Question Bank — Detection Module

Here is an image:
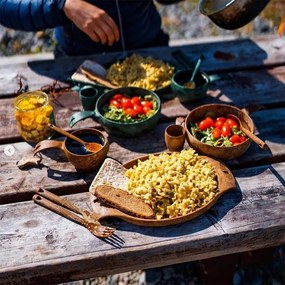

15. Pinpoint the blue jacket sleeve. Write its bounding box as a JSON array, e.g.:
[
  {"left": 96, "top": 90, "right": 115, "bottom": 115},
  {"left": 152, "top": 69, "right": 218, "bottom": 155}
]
[
  {"left": 0, "top": 0, "right": 70, "bottom": 31},
  {"left": 155, "top": 0, "right": 184, "bottom": 4}
]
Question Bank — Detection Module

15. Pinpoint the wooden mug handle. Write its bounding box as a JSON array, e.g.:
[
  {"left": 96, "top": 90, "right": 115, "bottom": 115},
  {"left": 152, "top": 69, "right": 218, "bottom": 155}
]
[{"left": 33, "top": 139, "right": 65, "bottom": 156}]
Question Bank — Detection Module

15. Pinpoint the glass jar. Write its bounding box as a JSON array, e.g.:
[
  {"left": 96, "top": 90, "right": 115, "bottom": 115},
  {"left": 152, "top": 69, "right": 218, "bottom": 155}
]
[{"left": 14, "top": 91, "right": 55, "bottom": 143}]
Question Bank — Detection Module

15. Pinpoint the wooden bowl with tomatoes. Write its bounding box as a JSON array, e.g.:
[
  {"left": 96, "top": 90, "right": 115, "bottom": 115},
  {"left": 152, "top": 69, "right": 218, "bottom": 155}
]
[
  {"left": 184, "top": 104, "right": 255, "bottom": 160},
  {"left": 69, "top": 87, "right": 161, "bottom": 137}
]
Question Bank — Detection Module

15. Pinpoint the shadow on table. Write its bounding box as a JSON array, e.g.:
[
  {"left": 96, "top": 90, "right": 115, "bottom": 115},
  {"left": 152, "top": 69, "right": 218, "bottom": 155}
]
[{"left": 107, "top": 187, "right": 242, "bottom": 238}]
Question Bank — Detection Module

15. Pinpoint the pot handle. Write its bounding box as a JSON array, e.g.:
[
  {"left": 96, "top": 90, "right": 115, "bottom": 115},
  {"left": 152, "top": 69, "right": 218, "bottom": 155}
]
[
  {"left": 33, "top": 140, "right": 65, "bottom": 156},
  {"left": 68, "top": 110, "right": 96, "bottom": 127},
  {"left": 172, "top": 50, "right": 198, "bottom": 70},
  {"left": 208, "top": 73, "right": 233, "bottom": 83}
]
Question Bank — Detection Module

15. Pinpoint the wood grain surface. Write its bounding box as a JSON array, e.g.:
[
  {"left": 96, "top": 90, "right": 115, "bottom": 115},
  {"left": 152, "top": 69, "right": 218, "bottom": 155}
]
[{"left": 0, "top": 35, "right": 284, "bottom": 284}]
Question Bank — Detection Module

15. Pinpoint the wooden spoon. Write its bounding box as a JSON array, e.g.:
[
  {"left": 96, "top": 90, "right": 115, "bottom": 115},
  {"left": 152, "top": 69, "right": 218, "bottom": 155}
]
[
  {"left": 184, "top": 56, "right": 203, "bottom": 89},
  {"left": 81, "top": 66, "right": 118, "bottom": 89},
  {"left": 227, "top": 114, "right": 267, "bottom": 149},
  {"left": 49, "top": 124, "right": 103, "bottom": 153}
]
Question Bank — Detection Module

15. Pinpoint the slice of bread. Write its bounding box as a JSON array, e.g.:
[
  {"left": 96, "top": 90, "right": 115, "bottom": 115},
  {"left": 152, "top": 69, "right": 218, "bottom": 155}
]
[{"left": 94, "top": 185, "right": 155, "bottom": 219}]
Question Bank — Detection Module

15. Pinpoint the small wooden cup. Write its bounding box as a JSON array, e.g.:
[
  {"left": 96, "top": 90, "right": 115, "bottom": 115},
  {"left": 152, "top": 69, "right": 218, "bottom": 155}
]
[
  {"left": 165, "top": 124, "right": 186, "bottom": 152},
  {"left": 33, "top": 128, "right": 109, "bottom": 172}
]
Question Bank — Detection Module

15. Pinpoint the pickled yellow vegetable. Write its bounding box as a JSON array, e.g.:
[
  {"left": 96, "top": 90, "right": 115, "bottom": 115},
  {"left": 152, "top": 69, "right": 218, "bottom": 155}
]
[{"left": 14, "top": 91, "right": 55, "bottom": 143}]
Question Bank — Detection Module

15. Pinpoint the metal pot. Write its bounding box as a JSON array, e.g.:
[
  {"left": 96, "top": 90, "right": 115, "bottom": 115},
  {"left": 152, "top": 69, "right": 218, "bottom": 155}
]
[{"left": 199, "top": 0, "right": 270, "bottom": 30}]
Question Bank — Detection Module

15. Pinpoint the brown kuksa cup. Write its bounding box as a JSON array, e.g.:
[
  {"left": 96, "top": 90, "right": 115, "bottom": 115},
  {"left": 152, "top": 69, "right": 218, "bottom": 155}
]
[
  {"left": 33, "top": 128, "right": 109, "bottom": 172},
  {"left": 165, "top": 124, "right": 186, "bottom": 152}
]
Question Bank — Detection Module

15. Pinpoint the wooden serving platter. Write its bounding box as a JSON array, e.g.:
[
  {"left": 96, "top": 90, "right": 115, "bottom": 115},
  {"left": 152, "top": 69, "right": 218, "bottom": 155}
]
[{"left": 90, "top": 154, "right": 236, "bottom": 227}]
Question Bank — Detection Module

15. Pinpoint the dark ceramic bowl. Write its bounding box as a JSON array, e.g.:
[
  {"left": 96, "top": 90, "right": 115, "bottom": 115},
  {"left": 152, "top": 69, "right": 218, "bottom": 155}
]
[
  {"left": 185, "top": 104, "right": 255, "bottom": 160},
  {"left": 171, "top": 70, "right": 210, "bottom": 103},
  {"left": 69, "top": 87, "right": 161, "bottom": 137}
]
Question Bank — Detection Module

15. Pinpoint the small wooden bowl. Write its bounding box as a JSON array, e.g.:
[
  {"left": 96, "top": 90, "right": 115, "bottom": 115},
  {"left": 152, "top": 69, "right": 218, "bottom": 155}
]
[{"left": 185, "top": 104, "right": 254, "bottom": 160}]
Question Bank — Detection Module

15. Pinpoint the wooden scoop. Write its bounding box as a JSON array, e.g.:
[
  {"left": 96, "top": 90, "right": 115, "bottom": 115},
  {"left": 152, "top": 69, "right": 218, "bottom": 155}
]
[
  {"left": 81, "top": 66, "right": 118, "bottom": 89},
  {"left": 49, "top": 124, "right": 103, "bottom": 153},
  {"left": 227, "top": 114, "right": 267, "bottom": 149}
]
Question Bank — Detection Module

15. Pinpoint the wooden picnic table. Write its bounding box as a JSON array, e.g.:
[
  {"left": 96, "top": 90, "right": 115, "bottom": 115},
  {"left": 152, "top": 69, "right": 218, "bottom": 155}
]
[{"left": 0, "top": 35, "right": 285, "bottom": 284}]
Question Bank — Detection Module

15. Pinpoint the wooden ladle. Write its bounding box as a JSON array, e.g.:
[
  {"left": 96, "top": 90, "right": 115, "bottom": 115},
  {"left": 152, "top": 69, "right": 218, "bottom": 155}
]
[
  {"left": 49, "top": 124, "right": 103, "bottom": 153},
  {"left": 227, "top": 114, "right": 267, "bottom": 149}
]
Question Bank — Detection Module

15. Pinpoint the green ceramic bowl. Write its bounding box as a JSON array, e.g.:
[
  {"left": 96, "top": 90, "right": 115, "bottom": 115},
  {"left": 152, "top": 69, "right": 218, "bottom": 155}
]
[
  {"left": 69, "top": 87, "right": 161, "bottom": 137},
  {"left": 171, "top": 69, "right": 210, "bottom": 103}
]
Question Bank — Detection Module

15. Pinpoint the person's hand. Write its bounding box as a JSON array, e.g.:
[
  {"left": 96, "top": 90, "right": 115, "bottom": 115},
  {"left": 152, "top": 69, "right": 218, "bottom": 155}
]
[{"left": 63, "top": 0, "right": 120, "bottom": 46}]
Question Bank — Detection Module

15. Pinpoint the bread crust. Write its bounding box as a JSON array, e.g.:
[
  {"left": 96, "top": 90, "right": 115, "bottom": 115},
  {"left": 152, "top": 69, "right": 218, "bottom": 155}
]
[{"left": 94, "top": 185, "right": 155, "bottom": 219}]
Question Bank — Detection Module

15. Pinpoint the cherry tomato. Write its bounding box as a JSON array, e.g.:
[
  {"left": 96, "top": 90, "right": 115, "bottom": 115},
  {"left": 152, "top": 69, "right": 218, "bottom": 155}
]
[
  {"left": 221, "top": 124, "right": 231, "bottom": 137},
  {"left": 225, "top": 118, "right": 238, "bottom": 128},
  {"left": 133, "top": 104, "right": 144, "bottom": 115},
  {"left": 229, "top": 134, "right": 240, "bottom": 144},
  {"left": 216, "top": 117, "right": 226, "bottom": 123},
  {"left": 212, "top": 128, "right": 221, "bottom": 139},
  {"left": 111, "top": 94, "right": 123, "bottom": 101},
  {"left": 214, "top": 119, "right": 224, "bottom": 129},
  {"left": 143, "top": 106, "right": 152, "bottom": 114},
  {"left": 239, "top": 136, "right": 247, "bottom": 143},
  {"left": 110, "top": 99, "right": 121, "bottom": 109},
  {"left": 141, "top": 100, "right": 153, "bottom": 109},
  {"left": 131, "top": 96, "right": 141, "bottom": 106},
  {"left": 121, "top": 96, "right": 130, "bottom": 104},
  {"left": 121, "top": 98, "right": 133, "bottom": 110},
  {"left": 199, "top": 117, "right": 215, "bottom": 131},
  {"left": 124, "top": 108, "right": 137, "bottom": 118}
]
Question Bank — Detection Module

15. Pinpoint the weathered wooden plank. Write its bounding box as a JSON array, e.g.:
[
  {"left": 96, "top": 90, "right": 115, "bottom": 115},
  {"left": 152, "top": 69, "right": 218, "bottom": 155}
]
[
  {"left": 0, "top": 36, "right": 284, "bottom": 96},
  {"left": 0, "top": 106, "right": 284, "bottom": 204},
  {"left": 179, "top": 36, "right": 285, "bottom": 72},
  {"left": 0, "top": 162, "right": 284, "bottom": 284},
  {"left": 1, "top": 65, "right": 285, "bottom": 143}
]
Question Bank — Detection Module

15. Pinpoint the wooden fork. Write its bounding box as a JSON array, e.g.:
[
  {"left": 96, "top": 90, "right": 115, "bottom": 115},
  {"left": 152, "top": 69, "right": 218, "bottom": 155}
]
[{"left": 33, "top": 188, "right": 115, "bottom": 238}]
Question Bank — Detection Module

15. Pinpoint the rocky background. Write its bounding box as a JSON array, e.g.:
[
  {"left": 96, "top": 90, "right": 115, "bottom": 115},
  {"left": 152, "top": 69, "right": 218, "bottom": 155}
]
[
  {"left": 0, "top": 1, "right": 284, "bottom": 284},
  {"left": 0, "top": 1, "right": 283, "bottom": 56}
]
